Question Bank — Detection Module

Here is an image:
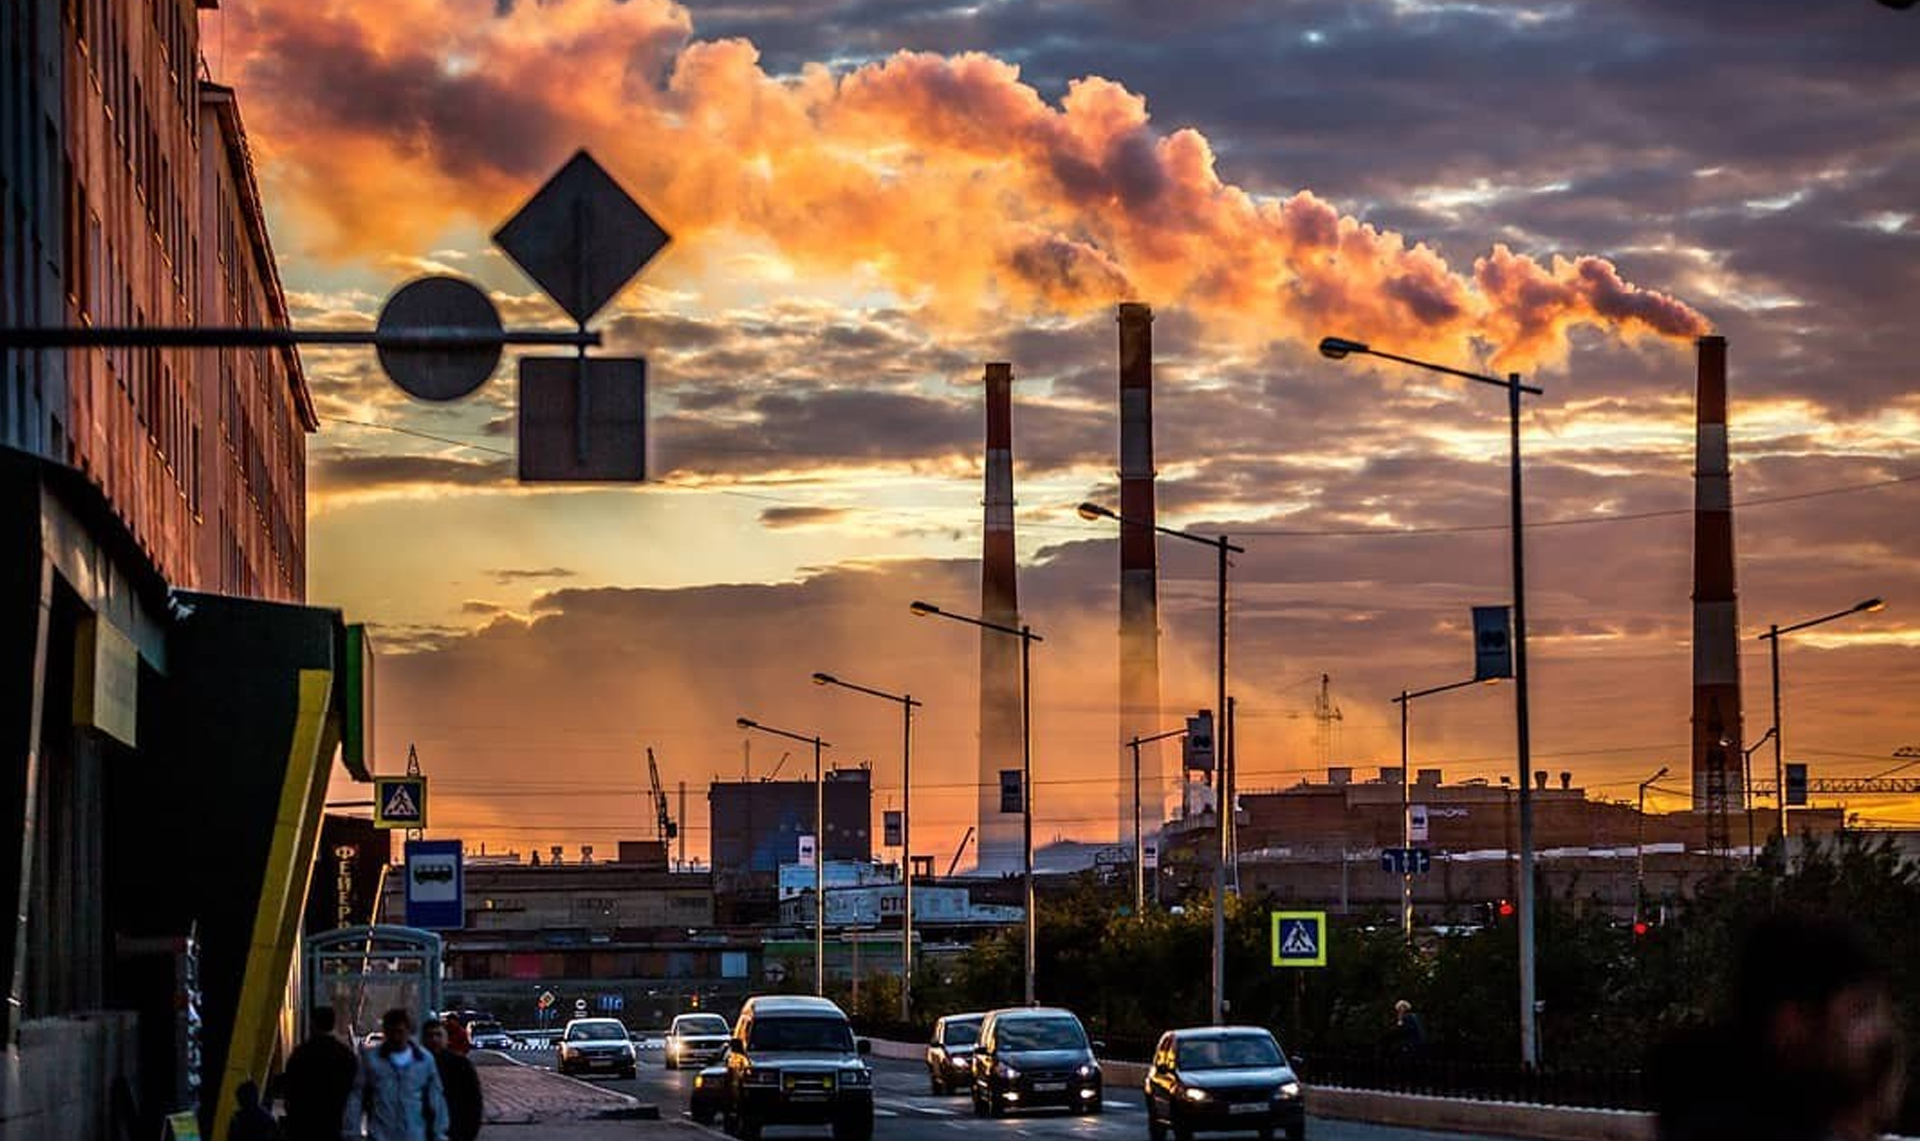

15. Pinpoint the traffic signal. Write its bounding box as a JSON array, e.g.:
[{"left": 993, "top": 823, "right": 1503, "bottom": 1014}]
[
  {"left": 1497, "top": 899, "right": 1515, "bottom": 919},
  {"left": 1632, "top": 920, "right": 1649, "bottom": 938}
]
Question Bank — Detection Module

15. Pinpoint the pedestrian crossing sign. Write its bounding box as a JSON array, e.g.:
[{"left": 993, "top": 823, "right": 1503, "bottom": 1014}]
[
  {"left": 1271, "top": 911, "right": 1328, "bottom": 968},
  {"left": 374, "top": 776, "right": 428, "bottom": 829}
]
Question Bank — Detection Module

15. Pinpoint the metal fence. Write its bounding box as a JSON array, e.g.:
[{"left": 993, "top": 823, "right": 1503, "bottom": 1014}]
[{"left": 1298, "top": 1051, "right": 1647, "bottom": 1110}]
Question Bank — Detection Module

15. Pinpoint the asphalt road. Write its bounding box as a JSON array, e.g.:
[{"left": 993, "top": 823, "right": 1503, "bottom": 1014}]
[{"left": 501, "top": 1044, "right": 1483, "bottom": 1141}]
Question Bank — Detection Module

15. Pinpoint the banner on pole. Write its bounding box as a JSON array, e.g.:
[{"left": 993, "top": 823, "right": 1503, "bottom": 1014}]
[
  {"left": 1183, "top": 711, "right": 1215, "bottom": 773},
  {"left": 1473, "top": 606, "right": 1514, "bottom": 680},
  {"left": 883, "top": 810, "right": 902, "bottom": 848}
]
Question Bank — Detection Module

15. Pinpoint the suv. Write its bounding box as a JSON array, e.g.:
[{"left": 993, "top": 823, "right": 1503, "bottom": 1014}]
[
  {"left": 557, "top": 1017, "right": 637, "bottom": 1078},
  {"left": 925, "top": 1013, "right": 983, "bottom": 1095},
  {"left": 666, "top": 1012, "right": 733, "bottom": 1069},
  {"left": 970, "top": 1007, "right": 1102, "bottom": 1117},
  {"left": 1144, "top": 1026, "right": 1304, "bottom": 1141},
  {"left": 721, "top": 995, "right": 873, "bottom": 1140}
]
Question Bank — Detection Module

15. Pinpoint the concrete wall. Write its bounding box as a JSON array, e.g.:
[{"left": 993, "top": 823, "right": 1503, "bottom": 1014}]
[{"left": 0, "top": 1012, "right": 140, "bottom": 1141}]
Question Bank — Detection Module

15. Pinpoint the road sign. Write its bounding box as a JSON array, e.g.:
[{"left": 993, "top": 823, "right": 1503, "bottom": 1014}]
[
  {"left": 517, "top": 356, "right": 648, "bottom": 481},
  {"left": 403, "top": 839, "right": 464, "bottom": 929},
  {"left": 798, "top": 834, "right": 816, "bottom": 868},
  {"left": 883, "top": 811, "right": 903, "bottom": 848},
  {"left": 1785, "top": 763, "right": 1809, "bottom": 807},
  {"left": 376, "top": 276, "right": 503, "bottom": 401},
  {"left": 575, "top": 998, "right": 588, "bottom": 1014},
  {"left": 1409, "top": 803, "right": 1430, "bottom": 843},
  {"left": 598, "top": 994, "right": 624, "bottom": 1013},
  {"left": 1380, "top": 847, "right": 1432, "bottom": 875},
  {"left": 538, "top": 991, "right": 556, "bottom": 1011},
  {"left": 1143, "top": 842, "right": 1159, "bottom": 870},
  {"left": 1271, "top": 911, "right": 1328, "bottom": 968},
  {"left": 1184, "top": 711, "right": 1215, "bottom": 773},
  {"left": 493, "top": 151, "right": 670, "bottom": 325},
  {"left": 373, "top": 776, "right": 428, "bottom": 829},
  {"left": 1473, "top": 606, "right": 1514, "bottom": 680},
  {"left": 999, "top": 769, "right": 1023, "bottom": 814}
]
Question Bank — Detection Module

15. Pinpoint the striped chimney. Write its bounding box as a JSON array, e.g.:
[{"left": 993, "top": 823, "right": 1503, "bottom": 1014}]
[
  {"left": 1117, "top": 303, "right": 1163, "bottom": 850},
  {"left": 977, "top": 362, "right": 1024, "bottom": 874},
  {"left": 1691, "top": 335, "right": 1745, "bottom": 810}
]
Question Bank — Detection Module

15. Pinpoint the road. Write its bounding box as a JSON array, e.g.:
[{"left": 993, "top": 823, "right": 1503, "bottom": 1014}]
[{"left": 500, "top": 1043, "right": 1479, "bottom": 1141}]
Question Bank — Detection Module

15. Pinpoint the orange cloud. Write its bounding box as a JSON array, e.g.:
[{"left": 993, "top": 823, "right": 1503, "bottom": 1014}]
[{"left": 226, "top": 0, "right": 1707, "bottom": 369}]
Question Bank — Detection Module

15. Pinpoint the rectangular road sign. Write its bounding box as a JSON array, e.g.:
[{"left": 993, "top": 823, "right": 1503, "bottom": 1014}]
[
  {"left": 1271, "top": 911, "right": 1328, "bottom": 968},
  {"left": 883, "top": 810, "right": 903, "bottom": 848},
  {"left": 1409, "top": 803, "right": 1430, "bottom": 843},
  {"left": 404, "top": 839, "right": 464, "bottom": 929},
  {"left": 374, "top": 776, "right": 427, "bottom": 829},
  {"left": 518, "top": 357, "right": 647, "bottom": 482},
  {"left": 1380, "top": 847, "right": 1433, "bottom": 875}
]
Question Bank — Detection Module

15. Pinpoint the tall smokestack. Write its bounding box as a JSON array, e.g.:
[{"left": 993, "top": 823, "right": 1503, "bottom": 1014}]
[
  {"left": 977, "top": 362, "right": 1023, "bottom": 875},
  {"left": 1691, "top": 335, "right": 1745, "bottom": 813},
  {"left": 1116, "top": 303, "right": 1163, "bottom": 851}
]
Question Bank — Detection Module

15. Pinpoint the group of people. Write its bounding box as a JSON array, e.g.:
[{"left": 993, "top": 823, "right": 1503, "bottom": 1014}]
[{"left": 229, "top": 1006, "right": 484, "bottom": 1141}]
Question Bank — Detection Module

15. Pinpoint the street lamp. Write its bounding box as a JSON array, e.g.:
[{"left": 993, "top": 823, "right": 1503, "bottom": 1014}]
[
  {"left": 1391, "top": 677, "right": 1502, "bottom": 941},
  {"left": 813, "top": 671, "right": 923, "bottom": 1022},
  {"left": 1757, "top": 598, "right": 1885, "bottom": 851},
  {"left": 737, "top": 716, "right": 831, "bottom": 996},
  {"left": 1077, "top": 500, "right": 1245, "bottom": 1025},
  {"left": 1321, "top": 334, "right": 1545, "bottom": 1067},
  {"left": 909, "top": 600, "right": 1044, "bottom": 1006},
  {"left": 1635, "top": 766, "right": 1670, "bottom": 931},
  {"left": 1125, "top": 726, "right": 1189, "bottom": 913},
  {"left": 1740, "top": 729, "right": 1776, "bottom": 861}
]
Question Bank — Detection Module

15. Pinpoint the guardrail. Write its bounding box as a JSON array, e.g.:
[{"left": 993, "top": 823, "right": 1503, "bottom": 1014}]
[{"left": 1299, "top": 1052, "right": 1645, "bottom": 1111}]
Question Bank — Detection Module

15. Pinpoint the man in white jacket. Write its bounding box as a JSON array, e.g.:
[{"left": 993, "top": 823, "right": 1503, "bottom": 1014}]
[{"left": 343, "top": 1009, "right": 451, "bottom": 1141}]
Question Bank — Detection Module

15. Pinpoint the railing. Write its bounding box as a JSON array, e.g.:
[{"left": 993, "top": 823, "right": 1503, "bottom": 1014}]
[{"left": 1299, "top": 1051, "right": 1646, "bottom": 1110}]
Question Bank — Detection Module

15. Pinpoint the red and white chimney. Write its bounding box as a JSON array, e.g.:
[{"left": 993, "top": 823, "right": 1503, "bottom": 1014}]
[
  {"left": 1691, "top": 335, "right": 1745, "bottom": 811},
  {"left": 977, "top": 362, "right": 1024, "bottom": 874},
  {"left": 1116, "top": 303, "right": 1163, "bottom": 848}
]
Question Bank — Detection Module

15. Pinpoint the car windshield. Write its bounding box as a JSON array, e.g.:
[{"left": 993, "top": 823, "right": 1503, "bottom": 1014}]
[
  {"left": 567, "top": 1020, "right": 627, "bottom": 1042},
  {"left": 1177, "top": 1034, "right": 1283, "bottom": 1070},
  {"left": 747, "top": 1017, "right": 855, "bottom": 1053},
  {"left": 994, "top": 1017, "right": 1086, "bottom": 1051},
  {"left": 678, "top": 1016, "right": 729, "bottom": 1035},
  {"left": 469, "top": 1022, "right": 502, "bottom": 1036},
  {"left": 942, "top": 1021, "right": 981, "bottom": 1047}
]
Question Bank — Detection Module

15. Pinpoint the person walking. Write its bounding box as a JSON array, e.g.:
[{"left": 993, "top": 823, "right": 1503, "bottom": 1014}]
[
  {"left": 342, "top": 1009, "right": 450, "bottom": 1141},
  {"left": 423, "top": 1019, "right": 483, "bottom": 1141},
  {"left": 1390, "top": 1000, "right": 1426, "bottom": 1059},
  {"left": 226, "top": 1080, "right": 279, "bottom": 1141},
  {"left": 281, "top": 1007, "right": 356, "bottom": 1141}
]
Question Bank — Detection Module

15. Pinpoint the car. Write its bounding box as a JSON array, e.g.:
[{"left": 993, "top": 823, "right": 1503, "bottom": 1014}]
[
  {"left": 665, "top": 1012, "right": 733, "bottom": 1069},
  {"left": 1143, "top": 1026, "right": 1304, "bottom": 1141},
  {"left": 690, "top": 1051, "right": 730, "bottom": 1126},
  {"left": 925, "top": 1013, "right": 984, "bottom": 1095},
  {"left": 557, "top": 1017, "right": 638, "bottom": 1079},
  {"left": 467, "top": 1020, "right": 513, "bottom": 1051},
  {"left": 719, "top": 994, "right": 873, "bottom": 1140},
  {"left": 969, "top": 1007, "right": 1102, "bottom": 1117}
]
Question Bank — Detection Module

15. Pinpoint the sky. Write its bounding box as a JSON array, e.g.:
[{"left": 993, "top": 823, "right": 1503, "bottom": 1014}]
[{"left": 205, "top": 0, "right": 1920, "bottom": 864}]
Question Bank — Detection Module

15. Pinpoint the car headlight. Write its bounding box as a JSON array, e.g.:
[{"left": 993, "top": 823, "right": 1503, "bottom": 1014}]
[
  {"left": 843, "top": 1068, "right": 872, "bottom": 1086},
  {"left": 694, "top": 1073, "right": 712, "bottom": 1088},
  {"left": 1183, "top": 1087, "right": 1211, "bottom": 1102},
  {"left": 995, "top": 1062, "right": 1020, "bottom": 1080},
  {"left": 1075, "top": 1063, "right": 1097, "bottom": 1079},
  {"left": 1277, "top": 1081, "right": 1302, "bottom": 1100}
]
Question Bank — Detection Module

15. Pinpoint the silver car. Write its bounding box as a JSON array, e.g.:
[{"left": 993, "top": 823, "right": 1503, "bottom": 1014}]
[{"left": 665, "top": 1012, "right": 732, "bottom": 1069}]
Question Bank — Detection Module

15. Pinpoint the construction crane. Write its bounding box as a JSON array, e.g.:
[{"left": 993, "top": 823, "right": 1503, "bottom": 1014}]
[
  {"left": 646, "top": 747, "right": 677, "bottom": 844},
  {"left": 1750, "top": 747, "right": 1920, "bottom": 796},
  {"left": 946, "top": 826, "right": 976, "bottom": 877},
  {"left": 1313, "top": 674, "right": 1344, "bottom": 770}
]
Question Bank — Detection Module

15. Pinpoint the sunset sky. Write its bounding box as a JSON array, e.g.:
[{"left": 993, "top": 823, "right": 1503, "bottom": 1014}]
[{"left": 207, "top": 0, "right": 1920, "bottom": 863}]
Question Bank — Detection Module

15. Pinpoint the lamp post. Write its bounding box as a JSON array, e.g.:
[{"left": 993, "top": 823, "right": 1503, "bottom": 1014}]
[
  {"left": 1757, "top": 598, "right": 1885, "bottom": 850},
  {"left": 1392, "top": 677, "right": 1501, "bottom": 941},
  {"left": 1079, "top": 500, "right": 1244, "bottom": 1025},
  {"left": 813, "top": 671, "right": 923, "bottom": 1022},
  {"left": 1740, "top": 730, "right": 1775, "bottom": 862},
  {"left": 1634, "top": 766, "right": 1670, "bottom": 930},
  {"left": 737, "top": 717, "right": 830, "bottom": 996},
  {"left": 1125, "top": 726, "right": 1190, "bottom": 913},
  {"left": 1320, "top": 335, "right": 1544, "bottom": 1067},
  {"left": 910, "top": 600, "right": 1043, "bottom": 1006}
]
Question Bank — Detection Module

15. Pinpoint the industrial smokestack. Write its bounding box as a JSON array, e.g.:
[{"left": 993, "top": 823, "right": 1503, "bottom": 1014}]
[
  {"left": 1116, "top": 303, "right": 1163, "bottom": 851},
  {"left": 1691, "top": 335, "right": 1745, "bottom": 813},
  {"left": 977, "top": 362, "right": 1023, "bottom": 875}
]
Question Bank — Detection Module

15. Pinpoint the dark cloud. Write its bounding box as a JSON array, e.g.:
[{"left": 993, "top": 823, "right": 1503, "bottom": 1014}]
[
  {"left": 758, "top": 505, "right": 852, "bottom": 529},
  {"left": 490, "top": 567, "right": 579, "bottom": 583}
]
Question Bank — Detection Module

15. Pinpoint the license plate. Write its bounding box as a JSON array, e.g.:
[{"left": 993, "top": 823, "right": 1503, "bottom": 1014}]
[
  {"left": 1033, "top": 1082, "right": 1067, "bottom": 1092},
  {"left": 1229, "top": 1103, "right": 1265, "bottom": 1115}
]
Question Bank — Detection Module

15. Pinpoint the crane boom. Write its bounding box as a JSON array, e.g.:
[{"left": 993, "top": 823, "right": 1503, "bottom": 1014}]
[
  {"left": 947, "top": 826, "right": 976, "bottom": 877},
  {"left": 647, "top": 747, "right": 678, "bottom": 842}
]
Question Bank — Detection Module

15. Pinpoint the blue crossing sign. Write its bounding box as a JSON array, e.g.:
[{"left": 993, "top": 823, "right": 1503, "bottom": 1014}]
[
  {"left": 1271, "top": 911, "right": 1328, "bottom": 968},
  {"left": 1381, "top": 847, "right": 1432, "bottom": 875},
  {"left": 373, "top": 776, "right": 428, "bottom": 829}
]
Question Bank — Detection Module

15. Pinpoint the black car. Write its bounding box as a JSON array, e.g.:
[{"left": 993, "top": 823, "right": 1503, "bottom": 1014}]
[
  {"left": 720, "top": 995, "right": 873, "bottom": 1141},
  {"left": 969, "top": 1007, "right": 1102, "bottom": 1117},
  {"left": 925, "top": 1013, "right": 983, "bottom": 1095},
  {"left": 1144, "top": 1026, "right": 1304, "bottom": 1141}
]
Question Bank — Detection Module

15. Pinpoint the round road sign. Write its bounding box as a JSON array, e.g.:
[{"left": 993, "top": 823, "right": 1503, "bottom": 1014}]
[{"left": 375, "top": 276, "right": 503, "bottom": 401}]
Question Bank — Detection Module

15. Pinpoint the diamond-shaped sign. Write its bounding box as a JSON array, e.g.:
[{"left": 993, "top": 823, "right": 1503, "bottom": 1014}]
[{"left": 493, "top": 150, "right": 669, "bottom": 325}]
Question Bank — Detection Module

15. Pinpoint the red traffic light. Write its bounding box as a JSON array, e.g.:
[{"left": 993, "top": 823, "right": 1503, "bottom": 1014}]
[
  {"left": 1498, "top": 900, "right": 1515, "bottom": 918},
  {"left": 1632, "top": 921, "right": 1649, "bottom": 937}
]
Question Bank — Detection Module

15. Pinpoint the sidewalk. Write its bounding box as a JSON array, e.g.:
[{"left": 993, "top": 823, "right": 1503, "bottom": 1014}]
[{"left": 475, "top": 1053, "right": 655, "bottom": 1125}]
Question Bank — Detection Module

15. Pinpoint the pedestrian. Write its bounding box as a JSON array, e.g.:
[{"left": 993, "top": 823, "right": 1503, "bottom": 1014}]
[
  {"left": 281, "top": 1006, "right": 357, "bottom": 1141},
  {"left": 1652, "top": 912, "right": 1905, "bottom": 1141},
  {"left": 227, "top": 1079, "right": 279, "bottom": 1141},
  {"left": 443, "top": 1014, "right": 472, "bottom": 1057},
  {"left": 423, "top": 1018, "right": 483, "bottom": 1141},
  {"left": 342, "top": 1008, "right": 451, "bottom": 1141},
  {"left": 1390, "top": 999, "right": 1425, "bottom": 1059}
]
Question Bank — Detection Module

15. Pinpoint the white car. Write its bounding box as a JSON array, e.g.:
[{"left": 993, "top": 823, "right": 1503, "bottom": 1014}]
[
  {"left": 468, "top": 1020, "right": 513, "bottom": 1051},
  {"left": 663, "top": 1012, "right": 731, "bottom": 1069},
  {"left": 557, "top": 1017, "right": 637, "bottom": 1078}
]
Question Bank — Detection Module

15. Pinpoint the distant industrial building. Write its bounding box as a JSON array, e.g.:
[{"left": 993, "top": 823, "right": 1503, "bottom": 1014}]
[{"left": 709, "top": 769, "right": 873, "bottom": 922}]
